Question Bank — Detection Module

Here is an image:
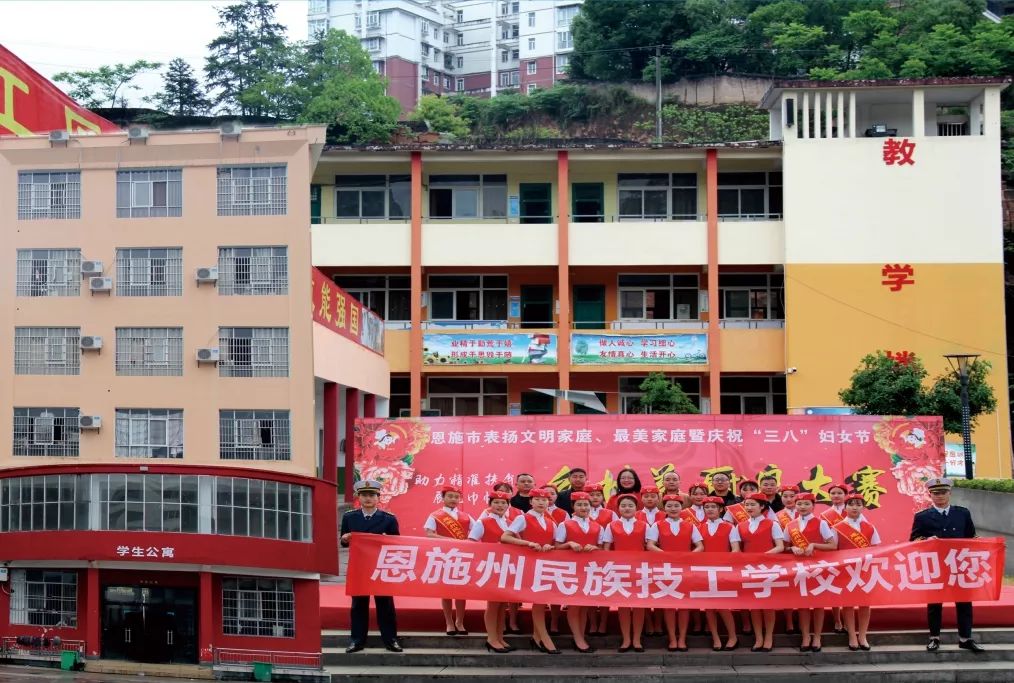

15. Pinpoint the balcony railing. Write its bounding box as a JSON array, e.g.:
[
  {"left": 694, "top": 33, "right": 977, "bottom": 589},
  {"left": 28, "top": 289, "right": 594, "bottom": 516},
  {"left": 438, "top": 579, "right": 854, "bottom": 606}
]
[{"left": 214, "top": 648, "right": 322, "bottom": 671}]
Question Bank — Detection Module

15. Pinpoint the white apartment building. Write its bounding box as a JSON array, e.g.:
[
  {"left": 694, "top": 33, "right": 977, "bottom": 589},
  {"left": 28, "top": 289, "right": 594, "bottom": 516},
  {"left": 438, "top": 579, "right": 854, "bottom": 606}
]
[{"left": 308, "top": 0, "right": 583, "bottom": 111}]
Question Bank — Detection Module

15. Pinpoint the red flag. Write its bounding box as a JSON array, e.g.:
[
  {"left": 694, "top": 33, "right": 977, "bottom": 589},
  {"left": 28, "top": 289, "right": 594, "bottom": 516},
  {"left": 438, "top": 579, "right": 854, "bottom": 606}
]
[{"left": 0, "top": 43, "right": 119, "bottom": 136}]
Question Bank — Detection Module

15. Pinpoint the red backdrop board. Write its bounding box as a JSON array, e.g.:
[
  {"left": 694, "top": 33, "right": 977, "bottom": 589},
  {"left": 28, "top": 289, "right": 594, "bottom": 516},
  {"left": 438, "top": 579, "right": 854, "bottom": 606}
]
[
  {"left": 354, "top": 415, "right": 945, "bottom": 543},
  {"left": 0, "top": 44, "right": 119, "bottom": 135}
]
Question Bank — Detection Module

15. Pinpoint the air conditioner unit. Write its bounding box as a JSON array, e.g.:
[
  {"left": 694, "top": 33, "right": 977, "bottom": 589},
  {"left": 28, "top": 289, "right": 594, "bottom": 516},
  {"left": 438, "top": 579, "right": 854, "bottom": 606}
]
[
  {"left": 195, "top": 266, "right": 219, "bottom": 284},
  {"left": 220, "top": 121, "right": 242, "bottom": 138},
  {"left": 196, "top": 347, "right": 220, "bottom": 363},
  {"left": 79, "top": 415, "right": 102, "bottom": 430},
  {"left": 421, "top": 408, "right": 441, "bottom": 417},
  {"left": 89, "top": 277, "right": 113, "bottom": 292},
  {"left": 81, "top": 260, "right": 103, "bottom": 276},
  {"left": 79, "top": 336, "right": 103, "bottom": 351},
  {"left": 49, "top": 130, "right": 70, "bottom": 144},
  {"left": 127, "top": 125, "right": 149, "bottom": 142}
]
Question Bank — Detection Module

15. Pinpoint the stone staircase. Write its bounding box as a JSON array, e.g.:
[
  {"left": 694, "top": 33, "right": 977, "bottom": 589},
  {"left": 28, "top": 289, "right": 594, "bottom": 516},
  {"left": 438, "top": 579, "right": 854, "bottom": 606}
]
[{"left": 323, "top": 628, "right": 1014, "bottom": 681}]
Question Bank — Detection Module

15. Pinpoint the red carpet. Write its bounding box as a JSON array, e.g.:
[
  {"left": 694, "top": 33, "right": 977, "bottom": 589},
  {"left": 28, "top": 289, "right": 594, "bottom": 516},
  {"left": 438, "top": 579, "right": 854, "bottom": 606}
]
[{"left": 321, "top": 584, "right": 1014, "bottom": 632}]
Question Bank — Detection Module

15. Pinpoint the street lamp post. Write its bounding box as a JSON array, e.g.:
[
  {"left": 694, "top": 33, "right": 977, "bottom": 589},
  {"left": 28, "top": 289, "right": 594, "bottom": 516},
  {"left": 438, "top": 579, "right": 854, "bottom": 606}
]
[{"left": 944, "top": 353, "right": 980, "bottom": 480}]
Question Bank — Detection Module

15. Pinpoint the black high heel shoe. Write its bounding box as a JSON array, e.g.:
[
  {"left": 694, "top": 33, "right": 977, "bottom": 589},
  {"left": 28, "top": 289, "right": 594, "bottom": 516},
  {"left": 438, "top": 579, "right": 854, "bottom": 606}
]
[
  {"left": 485, "top": 641, "right": 510, "bottom": 653},
  {"left": 530, "top": 638, "right": 547, "bottom": 653},
  {"left": 574, "top": 643, "right": 596, "bottom": 653}
]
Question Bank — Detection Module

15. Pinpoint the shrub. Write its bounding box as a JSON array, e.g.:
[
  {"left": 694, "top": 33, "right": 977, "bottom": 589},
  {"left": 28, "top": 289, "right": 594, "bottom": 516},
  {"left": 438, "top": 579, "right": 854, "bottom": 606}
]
[{"left": 953, "top": 478, "right": 1014, "bottom": 493}]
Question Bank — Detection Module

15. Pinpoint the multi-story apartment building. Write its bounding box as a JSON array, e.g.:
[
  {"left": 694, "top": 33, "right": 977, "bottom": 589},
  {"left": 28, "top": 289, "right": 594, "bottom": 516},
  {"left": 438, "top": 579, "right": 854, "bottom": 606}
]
[
  {"left": 311, "top": 76, "right": 1012, "bottom": 479},
  {"left": 0, "top": 125, "right": 389, "bottom": 667},
  {"left": 309, "top": 0, "right": 583, "bottom": 111}
]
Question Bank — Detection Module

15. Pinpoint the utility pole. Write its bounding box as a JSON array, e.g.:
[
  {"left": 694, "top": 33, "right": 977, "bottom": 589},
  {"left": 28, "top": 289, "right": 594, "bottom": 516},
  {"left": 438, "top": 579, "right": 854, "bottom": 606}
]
[{"left": 655, "top": 45, "right": 662, "bottom": 142}]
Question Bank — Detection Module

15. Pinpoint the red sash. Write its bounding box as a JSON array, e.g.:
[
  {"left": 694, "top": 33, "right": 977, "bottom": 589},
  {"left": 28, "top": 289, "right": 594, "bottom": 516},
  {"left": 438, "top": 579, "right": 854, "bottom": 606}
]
[
  {"left": 518, "top": 512, "right": 556, "bottom": 545},
  {"left": 432, "top": 510, "right": 470, "bottom": 539},
  {"left": 833, "top": 519, "right": 876, "bottom": 549},
  {"left": 608, "top": 519, "right": 648, "bottom": 551},
  {"left": 478, "top": 516, "right": 508, "bottom": 543},
  {"left": 821, "top": 507, "right": 845, "bottom": 526},
  {"left": 737, "top": 518, "right": 776, "bottom": 553},
  {"left": 701, "top": 520, "right": 735, "bottom": 552},
  {"left": 637, "top": 508, "right": 664, "bottom": 525},
  {"left": 655, "top": 519, "right": 696, "bottom": 552},
  {"left": 725, "top": 503, "right": 749, "bottom": 524},
  {"left": 548, "top": 507, "right": 569, "bottom": 525},
  {"left": 785, "top": 516, "right": 826, "bottom": 550},
  {"left": 681, "top": 507, "right": 706, "bottom": 529},
  {"left": 561, "top": 518, "right": 602, "bottom": 547},
  {"left": 776, "top": 509, "right": 794, "bottom": 529}
]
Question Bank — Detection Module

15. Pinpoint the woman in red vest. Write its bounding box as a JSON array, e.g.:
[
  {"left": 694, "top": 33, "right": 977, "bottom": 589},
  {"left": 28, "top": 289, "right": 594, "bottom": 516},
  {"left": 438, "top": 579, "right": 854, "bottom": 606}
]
[
  {"left": 553, "top": 491, "right": 604, "bottom": 653},
  {"left": 775, "top": 485, "right": 800, "bottom": 635},
  {"left": 723, "top": 479, "right": 756, "bottom": 525},
  {"left": 646, "top": 494, "right": 703, "bottom": 651},
  {"left": 700, "top": 496, "right": 741, "bottom": 651},
  {"left": 486, "top": 481, "right": 523, "bottom": 634},
  {"left": 584, "top": 483, "right": 614, "bottom": 635},
  {"left": 542, "top": 484, "right": 569, "bottom": 636},
  {"left": 784, "top": 492, "right": 837, "bottom": 652},
  {"left": 682, "top": 481, "right": 710, "bottom": 635},
  {"left": 737, "top": 492, "right": 786, "bottom": 652},
  {"left": 469, "top": 491, "right": 517, "bottom": 653},
  {"left": 424, "top": 485, "right": 475, "bottom": 637},
  {"left": 821, "top": 483, "right": 850, "bottom": 634},
  {"left": 636, "top": 485, "right": 664, "bottom": 637},
  {"left": 601, "top": 493, "right": 649, "bottom": 652},
  {"left": 834, "top": 493, "right": 881, "bottom": 651},
  {"left": 501, "top": 488, "right": 560, "bottom": 654}
]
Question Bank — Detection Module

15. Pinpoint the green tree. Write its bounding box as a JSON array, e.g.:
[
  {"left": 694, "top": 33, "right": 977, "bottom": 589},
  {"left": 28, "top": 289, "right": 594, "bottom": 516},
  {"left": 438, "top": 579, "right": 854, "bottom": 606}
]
[
  {"left": 409, "top": 95, "right": 470, "bottom": 137},
  {"left": 150, "top": 58, "right": 211, "bottom": 116},
  {"left": 636, "top": 373, "right": 700, "bottom": 414},
  {"left": 53, "top": 60, "right": 162, "bottom": 108}
]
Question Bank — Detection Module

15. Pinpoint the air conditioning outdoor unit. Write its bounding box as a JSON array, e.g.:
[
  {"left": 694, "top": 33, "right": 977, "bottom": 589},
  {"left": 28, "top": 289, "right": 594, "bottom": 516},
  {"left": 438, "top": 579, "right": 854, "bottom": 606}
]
[
  {"left": 80, "top": 336, "right": 103, "bottom": 351},
  {"left": 79, "top": 415, "right": 102, "bottom": 430},
  {"left": 49, "top": 130, "right": 69, "bottom": 144},
  {"left": 81, "top": 261, "right": 103, "bottom": 275},
  {"left": 196, "top": 266, "right": 219, "bottom": 284},
  {"left": 220, "top": 121, "right": 242, "bottom": 138},
  {"left": 196, "top": 348, "right": 220, "bottom": 363},
  {"left": 127, "top": 125, "right": 149, "bottom": 142},
  {"left": 89, "top": 277, "right": 113, "bottom": 292}
]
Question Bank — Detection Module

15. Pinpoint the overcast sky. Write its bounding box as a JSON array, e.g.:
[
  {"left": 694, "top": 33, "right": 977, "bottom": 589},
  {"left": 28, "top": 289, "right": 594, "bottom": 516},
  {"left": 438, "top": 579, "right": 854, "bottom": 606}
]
[{"left": 0, "top": 0, "right": 309, "bottom": 106}]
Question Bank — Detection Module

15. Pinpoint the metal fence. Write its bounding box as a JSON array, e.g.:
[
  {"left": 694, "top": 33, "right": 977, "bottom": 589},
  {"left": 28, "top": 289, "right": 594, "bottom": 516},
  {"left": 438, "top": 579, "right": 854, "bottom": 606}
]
[{"left": 214, "top": 647, "right": 322, "bottom": 670}]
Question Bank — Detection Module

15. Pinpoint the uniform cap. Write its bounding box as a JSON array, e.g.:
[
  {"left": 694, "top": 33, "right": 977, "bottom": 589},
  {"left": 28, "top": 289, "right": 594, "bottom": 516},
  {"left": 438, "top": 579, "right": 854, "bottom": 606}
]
[
  {"left": 661, "top": 494, "right": 683, "bottom": 504},
  {"left": 353, "top": 479, "right": 382, "bottom": 495},
  {"left": 687, "top": 481, "right": 710, "bottom": 494},
  {"left": 529, "top": 488, "right": 552, "bottom": 499},
  {"left": 703, "top": 496, "right": 726, "bottom": 506},
  {"left": 746, "top": 493, "right": 768, "bottom": 502},
  {"left": 845, "top": 493, "right": 866, "bottom": 504},
  {"left": 926, "top": 477, "right": 953, "bottom": 491},
  {"left": 488, "top": 491, "right": 511, "bottom": 502},
  {"left": 641, "top": 486, "right": 660, "bottom": 494},
  {"left": 570, "top": 491, "right": 591, "bottom": 502},
  {"left": 828, "top": 482, "right": 850, "bottom": 494},
  {"left": 440, "top": 485, "right": 462, "bottom": 494},
  {"left": 779, "top": 485, "right": 799, "bottom": 494},
  {"left": 795, "top": 493, "right": 816, "bottom": 502},
  {"left": 615, "top": 493, "right": 640, "bottom": 507},
  {"left": 585, "top": 484, "right": 604, "bottom": 493}
]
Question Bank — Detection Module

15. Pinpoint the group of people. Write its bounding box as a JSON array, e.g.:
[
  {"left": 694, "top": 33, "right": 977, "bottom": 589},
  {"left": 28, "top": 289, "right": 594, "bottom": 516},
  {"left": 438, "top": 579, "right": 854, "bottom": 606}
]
[{"left": 343, "top": 471, "right": 984, "bottom": 656}]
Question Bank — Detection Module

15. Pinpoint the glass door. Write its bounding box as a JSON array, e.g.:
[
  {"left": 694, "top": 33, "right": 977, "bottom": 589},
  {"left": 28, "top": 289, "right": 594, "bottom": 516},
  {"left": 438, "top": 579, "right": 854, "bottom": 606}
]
[{"left": 520, "top": 285, "right": 553, "bottom": 328}]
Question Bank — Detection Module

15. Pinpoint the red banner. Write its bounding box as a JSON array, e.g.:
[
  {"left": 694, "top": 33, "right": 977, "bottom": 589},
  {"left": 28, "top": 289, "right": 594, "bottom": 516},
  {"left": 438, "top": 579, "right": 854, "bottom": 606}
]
[
  {"left": 312, "top": 267, "right": 384, "bottom": 355},
  {"left": 346, "top": 534, "right": 1004, "bottom": 609},
  {"left": 354, "top": 415, "right": 945, "bottom": 543},
  {"left": 0, "top": 44, "right": 119, "bottom": 136}
]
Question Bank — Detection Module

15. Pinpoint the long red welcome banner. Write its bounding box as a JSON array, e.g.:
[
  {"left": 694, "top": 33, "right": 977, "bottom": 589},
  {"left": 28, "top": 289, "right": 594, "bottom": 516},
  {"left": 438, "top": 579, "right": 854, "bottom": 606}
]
[{"left": 346, "top": 534, "right": 1004, "bottom": 610}]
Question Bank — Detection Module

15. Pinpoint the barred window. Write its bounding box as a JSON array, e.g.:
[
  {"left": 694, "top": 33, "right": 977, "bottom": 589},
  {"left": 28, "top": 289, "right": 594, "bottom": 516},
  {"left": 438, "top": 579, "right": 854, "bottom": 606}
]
[
  {"left": 14, "top": 327, "right": 80, "bottom": 375},
  {"left": 115, "top": 248, "right": 183, "bottom": 296},
  {"left": 115, "top": 328, "right": 183, "bottom": 376},
  {"left": 220, "top": 410, "right": 291, "bottom": 461},
  {"left": 116, "top": 168, "right": 183, "bottom": 218},
  {"left": 13, "top": 408, "right": 80, "bottom": 457},
  {"left": 9, "top": 570, "right": 78, "bottom": 627},
  {"left": 0, "top": 475, "right": 87, "bottom": 531},
  {"left": 114, "top": 409, "right": 184, "bottom": 458},
  {"left": 16, "top": 249, "right": 82, "bottom": 296},
  {"left": 214, "top": 477, "right": 311, "bottom": 541},
  {"left": 217, "top": 166, "right": 287, "bottom": 216},
  {"left": 222, "top": 577, "right": 294, "bottom": 637},
  {"left": 17, "top": 172, "right": 81, "bottom": 220},
  {"left": 218, "top": 247, "right": 288, "bottom": 296},
  {"left": 219, "top": 328, "right": 289, "bottom": 377}
]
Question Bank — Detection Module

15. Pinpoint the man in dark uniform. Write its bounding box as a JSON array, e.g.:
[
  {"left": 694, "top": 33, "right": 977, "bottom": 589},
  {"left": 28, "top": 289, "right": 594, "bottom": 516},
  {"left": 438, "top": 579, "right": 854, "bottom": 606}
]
[
  {"left": 340, "top": 479, "right": 403, "bottom": 654},
  {"left": 909, "top": 477, "right": 985, "bottom": 653},
  {"left": 554, "top": 467, "right": 587, "bottom": 515}
]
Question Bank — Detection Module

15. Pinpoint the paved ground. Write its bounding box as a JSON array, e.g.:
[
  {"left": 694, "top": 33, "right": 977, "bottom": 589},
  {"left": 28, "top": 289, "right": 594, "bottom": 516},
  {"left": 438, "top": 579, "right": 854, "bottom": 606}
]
[{"left": 0, "top": 666, "right": 202, "bottom": 682}]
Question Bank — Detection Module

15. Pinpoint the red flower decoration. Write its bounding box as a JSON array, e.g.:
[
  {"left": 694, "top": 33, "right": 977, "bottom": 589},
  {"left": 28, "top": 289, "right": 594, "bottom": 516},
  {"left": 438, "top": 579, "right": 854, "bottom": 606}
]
[{"left": 874, "top": 418, "right": 942, "bottom": 467}]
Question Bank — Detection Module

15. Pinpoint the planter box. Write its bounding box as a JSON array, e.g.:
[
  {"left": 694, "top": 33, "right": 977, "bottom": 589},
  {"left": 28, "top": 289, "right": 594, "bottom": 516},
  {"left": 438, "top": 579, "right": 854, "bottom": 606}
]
[{"left": 950, "top": 487, "right": 1014, "bottom": 576}]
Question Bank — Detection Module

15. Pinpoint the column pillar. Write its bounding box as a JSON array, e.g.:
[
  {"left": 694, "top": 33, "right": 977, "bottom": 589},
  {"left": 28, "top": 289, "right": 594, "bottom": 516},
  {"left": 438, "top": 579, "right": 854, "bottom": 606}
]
[
  {"left": 556, "top": 150, "right": 571, "bottom": 413},
  {"left": 409, "top": 151, "right": 423, "bottom": 415},
  {"left": 912, "top": 88, "right": 925, "bottom": 137},
  {"left": 344, "top": 387, "right": 360, "bottom": 502},
  {"left": 322, "top": 382, "right": 339, "bottom": 484},
  {"left": 706, "top": 149, "right": 721, "bottom": 414},
  {"left": 198, "top": 571, "right": 214, "bottom": 664},
  {"left": 849, "top": 92, "right": 857, "bottom": 138},
  {"left": 364, "top": 392, "right": 377, "bottom": 419},
  {"left": 84, "top": 566, "right": 100, "bottom": 658}
]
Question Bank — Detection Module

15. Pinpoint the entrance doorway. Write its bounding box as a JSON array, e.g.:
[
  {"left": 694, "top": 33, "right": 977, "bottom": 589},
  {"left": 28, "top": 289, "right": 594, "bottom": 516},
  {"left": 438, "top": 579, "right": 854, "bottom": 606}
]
[
  {"left": 519, "top": 183, "right": 552, "bottom": 223},
  {"left": 573, "top": 285, "right": 605, "bottom": 329},
  {"left": 520, "top": 285, "right": 553, "bottom": 328},
  {"left": 102, "top": 586, "right": 197, "bottom": 663}
]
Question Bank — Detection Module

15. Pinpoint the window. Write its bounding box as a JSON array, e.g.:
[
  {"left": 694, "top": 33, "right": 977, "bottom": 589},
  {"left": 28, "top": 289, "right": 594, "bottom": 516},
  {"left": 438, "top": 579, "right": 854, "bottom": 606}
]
[
  {"left": 16, "top": 249, "right": 81, "bottom": 297},
  {"left": 528, "top": 11, "right": 536, "bottom": 26},
  {"left": 115, "top": 247, "right": 183, "bottom": 296},
  {"left": 618, "top": 274, "right": 699, "bottom": 320},
  {"left": 444, "top": 76, "right": 451, "bottom": 89},
  {"left": 308, "top": 18, "right": 328, "bottom": 36},
  {"left": 115, "top": 409, "right": 184, "bottom": 458},
  {"left": 10, "top": 570, "right": 78, "bottom": 627},
  {"left": 456, "top": 9, "right": 463, "bottom": 22},
  {"left": 367, "top": 11, "right": 380, "bottom": 27},
  {"left": 717, "top": 171, "right": 782, "bottom": 220},
  {"left": 497, "top": 71, "right": 519, "bottom": 87},
  {"left": 432, "top": 72, "right": 439, "bottom": 85},
  {"left": 335, "top": 174, "right": 410, "bottom": 219},
  {"left": 372, "top": 60, "right": 384, "bottom": 75},
  {"left": 220, "top": 410, "right": 291, "bottom": 461},
  {"left": 215, "top": 477, "right": 311, "bottom": 540},
  {"left": 555, "top": 54, "right": 570, "bottom": 74},
  {"left": 217, "top": 166, "right": 287, "bottom": 216},
  {"left": 389, "top": 376, "right": 410, "bottom": 417},
  {"left": 512, "top": 48, "right": 519, "bottom": 60},
  {"left": 528, "top": 37, "right": 536, "bottom": 50},
  {"left": 557, "top": 31, "right": 573, "bottom": 50},
  {"left": 457, "top": 34, "right": 464, "bottom": 47},
  {"left": 718, "top": 273, "right": 784, "bottom": 320},
  {"left": 17, "top": 172, "right": 81, "bottom": 220},
  {"left": 428, "top": 174, "right": 506, "bottom": 219},
  {"left": 527, "top": 84, "right": 537, "bottom": 94},
  {"left": 512, "top": 1, "right": 519, "bottom": 13},
  {"left": 222, "top": 578, "right": 295, "bottom": 638},
  {"left": 115, "top": 328, "right": 183, "bottom": 376},
  {"left": 428, "top": 274, "right": 507, "bottom": 321},
  {"left": 366, "top": 37, "right": 380, "bottom": 51},
  {"left": 620, "top": 376, "right": 701, "bottom": 413},
  {"left": 720, "top": 376, "right": 786, "bottom": 414},
  {"left": 500, "top": 2, "right": 509, "bottom": 15},
  {"left": 307, "top": 0, "right": 326, "bottom": 14},
  {"left": 354, "top": 14, "right": 361, "bottom": 28},
  {"left": 219, "top": 246, "right": 288, "bottom": 295},
  {"left": 421, "top": 66, "right": 429, "bottom": 79},
  {"left": 1, "top": 475, "right": 86, "bottom": 532},
  {"left": 557, "top": 5, "right": 579, "bottom": 26},
  {"left": 334, "top": 274, "right": 410, "bottom": 322},
  {"left": 427, "top": 377, "right": 507, "bottom": 416},
  {"left": 116, "top": 168, "right": 183, "bottom": 218},
  {"left": 14, "top": 327, "right": 80, "bottom": 375},
  {"left": 456, "top": 77, "right": 464, "bottom": 91},
  {"left": 501, "top": 50, "right": 509, "bottom": 63},
  {"left": 13, "top": 408, "right": 80, "bottom": 457},
  {"left": 527, "top": 61, "right": 537, "bottom": 75},
  {"left": 219, "top": 328, "right": 289, "bottom": 378},
  {"left": 618, "top": 173, "right": 698, "bottom": 220}
]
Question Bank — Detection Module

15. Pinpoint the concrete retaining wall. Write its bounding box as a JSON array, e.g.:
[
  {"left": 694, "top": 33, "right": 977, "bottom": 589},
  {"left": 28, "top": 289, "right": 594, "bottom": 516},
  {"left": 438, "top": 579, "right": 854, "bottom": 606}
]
[
  {"left": 950, "top": 486, "right": 1014, "bottom": 576},
  {"left": 580, "top": 75, "right": 775, "bottom": 106}
]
